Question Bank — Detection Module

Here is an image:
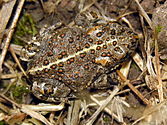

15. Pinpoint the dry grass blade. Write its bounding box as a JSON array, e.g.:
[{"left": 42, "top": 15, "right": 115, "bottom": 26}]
[
  {"left": 0, "top": 0, "right": 25, "bottom": 72},
  {"left": 0, "top": 0, "right": 16, "bottom": 44},
  {"left": 22, "top": 103, "right": 64, "bottom": 112},
  {"left": 0, "top": 102, "right": 10, "bottom": 113},
  {"left": 68, "top": 0, "right": 95, "bottom": 27},
  {"left": 67, "top": 100, "right": 81, "bottom": 125},
  {"left": 133, "top": 100, "right": 167, "bottom": 125},
  {"left": 85, "top": 87, "right": 119, "bottom": 125},
  {"left": 154, "top": 30, "right": 163, "bottom": 102},
  {"left": 133, "top": 0, "right": 153, "bottom": 29},
  {"left": 132, "top": 53, "right": 144, "bottom": 71},
  {"left": 121, "top": 17, "right": 134, "bottom": 31},
  {"left": 90, "top": 94, "right": 127, "bottom": 123},
  {"left": 120, "top": 59, "right": 132, "bottom": 78},
  {"left": 0, "top": 94, "right": 53, "bottom": 125},
  {"left": 21, "top": 105, "right": 53, "bottom": 125}
]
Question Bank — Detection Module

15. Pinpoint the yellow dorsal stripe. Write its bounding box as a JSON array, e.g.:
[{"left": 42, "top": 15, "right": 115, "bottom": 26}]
[{"left": 28, "top": 38, "right": 117, "bottom": 73}]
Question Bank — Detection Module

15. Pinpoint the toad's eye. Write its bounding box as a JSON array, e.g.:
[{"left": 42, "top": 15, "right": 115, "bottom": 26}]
[{"left": 20, "top": 41, "right": 41, "bottom": 61}]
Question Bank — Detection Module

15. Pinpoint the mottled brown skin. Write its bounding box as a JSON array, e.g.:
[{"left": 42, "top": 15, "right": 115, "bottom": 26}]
[{"left": 24, "top": 20, "right": 138, "bottom": 102}]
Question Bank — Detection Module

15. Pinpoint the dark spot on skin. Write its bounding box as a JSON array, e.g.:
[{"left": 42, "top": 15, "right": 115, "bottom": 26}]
[
  {"left": 111, "top": 36, "right": 115, "bottom": 39},
  {"left": 80, "top": 52, "right": 86, "bottom": 58},
  {"left": 106, "top": 37, "right": 110, "bottom": 41},
  {"left": 84, "top": 64, "right": 89, "bottom": 70},
  {"left": 58, "top": 62, "right": 64, "bottom": 67},
  {"left": 58, "top": 54, "right": 63, "bottom": 59},
  {"left": 58, "top": 68, "right": 64, "bottom": 73},
  {"left": 68, "top": 37, "right": 74, "bottom": 43},
  {"left": 61, "top": 51, "right": 67, "bottom": 56},
  {"left": 59, "top": 33, "right": 65, "bottom": 38},
  {"left": 70, "top": 57, "right": 75, "bottom": 63},
  {"left": 82, "top": 33, "right": 87, "bottom": 38},
  {"left": 88, "top": 38, "right": 93, "bottom": 43},
  {"left": 96, "top": 46, "right": 101, "bottom": 50},
  {"left": 101, "top": 52, "right": 107, "bottom": 57},
  {"left": 114, "top": 47, "right": 123, "bottom": 53},
  {"left": 51, "top": 64, "right": 57, "bottom": 69},
  {"left": 92, "top": 59, "right": 95, "bottom": 63},
  {"left": 113, "top": 41, "right": 117, "bottom": 46},
  {"left": 76, "top": 35, "right": 80, "bottom": 40},
  {"left": 76, "top": 46, "right": 82, "bottom": 52},
  {"left": 110, "top": 29, "right": 116, "bottom": 35},
  {"left": 97, "top": 40, "right": 103, "bottom": 45},
  {"left": 107, "top": 52, "right": 112, "bottom": 57},
  {"left": 103, "top": 45, "right": 107, "bottom": 49},
  {"left": 90, "top": 49, "right": 95, "bottom": 54},
  {"left": 96, "top": 32, "right": 103, "bottom": 37},
  {"left": 85, "top": 43, "right": 90, "bottom": 48},
  {"left": 67, "top": 58, "right": 75, "bottom": 64},
  {"left": 50, "top": 74, "right": 55, "bottom": 78},
  {"left": 43, "top": 60, "right": 49, "bottom": 65},
  {"left": 47, "top": 51, "right": 53, "bottom": 56},
  {"left": 67, "top": 59, "right": 71, "bottom": 64},
  {"left": 44, "top": 68, "right": 50, "bottom": 73}
]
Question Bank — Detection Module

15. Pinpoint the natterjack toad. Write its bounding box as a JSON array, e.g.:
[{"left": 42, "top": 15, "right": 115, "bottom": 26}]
[{"left": 21, "top": 11, "right": 138, "bottom": 102}]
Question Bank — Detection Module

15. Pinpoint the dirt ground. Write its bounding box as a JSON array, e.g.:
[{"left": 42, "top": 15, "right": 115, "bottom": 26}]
[{"left": 0, "top": 0, "right": 167, "bottom": 125}]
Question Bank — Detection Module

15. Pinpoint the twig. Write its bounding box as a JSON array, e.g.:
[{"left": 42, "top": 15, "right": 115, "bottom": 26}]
[
  {"left": 0, "top": 94, "right": 20, "bottom": 108},
  {"left": 9, "top": 47, "right": 27, "bottom": 77},
  {"left": 117, "top": 83, "right": 146, "bottom": 95},
  {"left": 0, "top": 72, "right": 22, "bottom": 79},
  {"left": 0, "top": 0, "right": 25, "bottom": 72},
  {"left": 117, "top": 70, "right": 151, "bottom": 106}
]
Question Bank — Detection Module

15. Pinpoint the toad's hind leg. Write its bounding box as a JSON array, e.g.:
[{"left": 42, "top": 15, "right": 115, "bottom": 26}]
[
  {"left": 90, "top": 71, "right": 120, "bottom": 90},
  {"left": 31, "top": 78, "right": 72, "bottom": 102}
]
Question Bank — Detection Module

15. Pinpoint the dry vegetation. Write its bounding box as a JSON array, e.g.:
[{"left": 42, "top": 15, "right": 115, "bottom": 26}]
[{"left": 0, "top": 0, "right": 167, "bottom": 125}]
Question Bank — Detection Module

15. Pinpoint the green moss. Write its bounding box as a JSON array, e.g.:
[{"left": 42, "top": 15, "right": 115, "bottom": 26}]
[
  {"left": 13, "top": 12, "right": 38, "bottom": 45},
  {"left": 103, "top": 117, "right": 110, "bottom": 122},
  {"left": 0, "top": 121, "right": 6, "bottom": 125},
  {"left": 10, "top": 84, "right": 30, "bottom": 103},
  {"left": 155, "top": 25, "right": 163, "bottom": 33},
  {"left": 12, "top": 85, "right": 29, "bottom": 97}
]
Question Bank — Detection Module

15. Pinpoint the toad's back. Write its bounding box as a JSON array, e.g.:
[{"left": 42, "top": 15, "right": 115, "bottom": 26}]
[{"left": 26, "top": 22, "right": 138, "bottom": 101}]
